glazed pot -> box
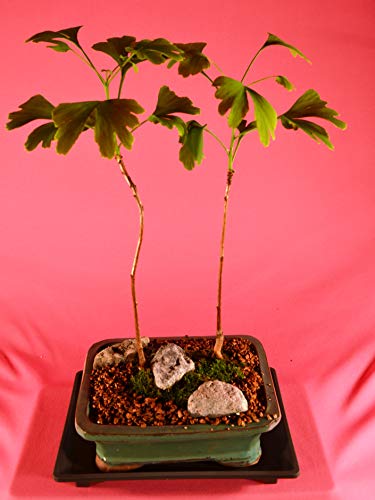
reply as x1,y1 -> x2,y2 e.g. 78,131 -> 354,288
75,335 -> 281,471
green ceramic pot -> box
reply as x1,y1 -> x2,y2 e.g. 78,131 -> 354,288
75,335 -> 281,470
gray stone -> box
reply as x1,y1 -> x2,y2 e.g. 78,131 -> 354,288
93,337 -> 150,369
152,343 -> 195,390
187,380 -> 248,417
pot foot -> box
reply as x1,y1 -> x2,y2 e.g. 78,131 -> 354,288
95,455 -> 143,472
217,453 -> 261,468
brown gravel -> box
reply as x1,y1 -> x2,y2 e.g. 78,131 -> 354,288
89,337 -> 267,427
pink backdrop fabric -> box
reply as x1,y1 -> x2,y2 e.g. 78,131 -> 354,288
1,0 -> 374,498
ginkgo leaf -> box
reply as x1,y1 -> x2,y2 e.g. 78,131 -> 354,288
179,120 -> 205,170
53,101 -> 99,154
149,114 -> 186,136
25,122 -> 57,151
152,85 -> 200,118
247,89 -> 277,146
213,76 -> 249,128
280,89 -> 347,149
53,99 -> 144,157
92,36 -> 136,65
130,38 -> 183,65
6,95 -> 54,130
282,89 -> 347,128
26,26 -> 82,51
237,119 -> 257,136
275,75 -> 294,91
281,116 -> 334,149
262,33 -> 311,64
95,99 -> 144,157
175,42 -> 210,77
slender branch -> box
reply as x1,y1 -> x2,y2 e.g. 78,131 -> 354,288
213,129 -> 236,359
240,47 -> 263,83
130,119 -> 149,134
247,74 -> 279,86
115,152 -> 146,369
214,167 -> 234,359
201,71 -> 214,84
204,128 -> 228,154
75,44 -> 106,85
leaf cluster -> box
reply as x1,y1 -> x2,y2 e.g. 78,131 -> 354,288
6,27 -> 346,170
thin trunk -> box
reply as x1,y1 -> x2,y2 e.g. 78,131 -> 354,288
115,153 -> 146,369
213,169 -> 234,359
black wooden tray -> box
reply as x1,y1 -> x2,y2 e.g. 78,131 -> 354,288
53,368 -> 299,486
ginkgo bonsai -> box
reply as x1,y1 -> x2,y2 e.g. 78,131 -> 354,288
6,27 -> 207,369
6,27 -> 346,370
167,33 -> 346,359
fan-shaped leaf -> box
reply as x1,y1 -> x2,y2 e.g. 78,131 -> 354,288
262,33 -> 311,63
175,42 -> 210,77
282,89 -> 347,128
25,122 -> 57,151
281,116 -> 334,149
6,95 -> 54,130
237,119 -> 257,137
213,76 -> 249,128
179,120 -> 205,170
247,89 -> 277,146
26,26 -> 82,51
280,89 -> 346,149
53,101 -> 99,154
95,99 -> 144,157
130,38 -> 183,65
92,36 -> 136,65
152,86 -> 200,117
275,75 -> 294,91
53,99 -> 144,157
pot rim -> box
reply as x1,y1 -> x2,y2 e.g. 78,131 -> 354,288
75,334 -> 281,437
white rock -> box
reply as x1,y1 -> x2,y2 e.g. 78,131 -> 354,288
152,343 -> 195,390
187,380 -> 248,417
93,337 -> 150,369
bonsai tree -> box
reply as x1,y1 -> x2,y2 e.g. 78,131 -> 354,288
6,26 -> 207,368
7,28 -> 346,366
165,34 -> 346,358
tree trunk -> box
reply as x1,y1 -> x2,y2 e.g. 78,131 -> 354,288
116,154 -> 146,369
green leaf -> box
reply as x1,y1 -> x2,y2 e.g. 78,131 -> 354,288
150,86 -> 200,135
247,89 -> 277,146
282,89 -> 347,128
25,122 -> 57,151
149,114 -> 186,135
53,99 -> 144,157
213,76 -> 249,128
237,119 -> 257,137
281,116 -> 334,149
6,95 -> 54,130
53,101 -> 99,154
130,38 -> 183,65
92,36 -> 136,65
262,33 -> 311,64
26,26 -> 82,51
175,42 -> 210,77
280,89 -> 346,149
275,75 -> 294,91
179,120 -> 205,170
152,85 -> 200,117
95,99 -> 144,157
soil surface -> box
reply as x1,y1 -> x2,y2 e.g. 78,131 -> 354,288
89,337 -> 267,427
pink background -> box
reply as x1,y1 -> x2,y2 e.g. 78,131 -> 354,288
1,0 -> 374,498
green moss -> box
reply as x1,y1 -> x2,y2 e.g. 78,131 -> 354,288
197,358 -> 244,383
130,369 -> 160,398
130,358 -> 245,408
